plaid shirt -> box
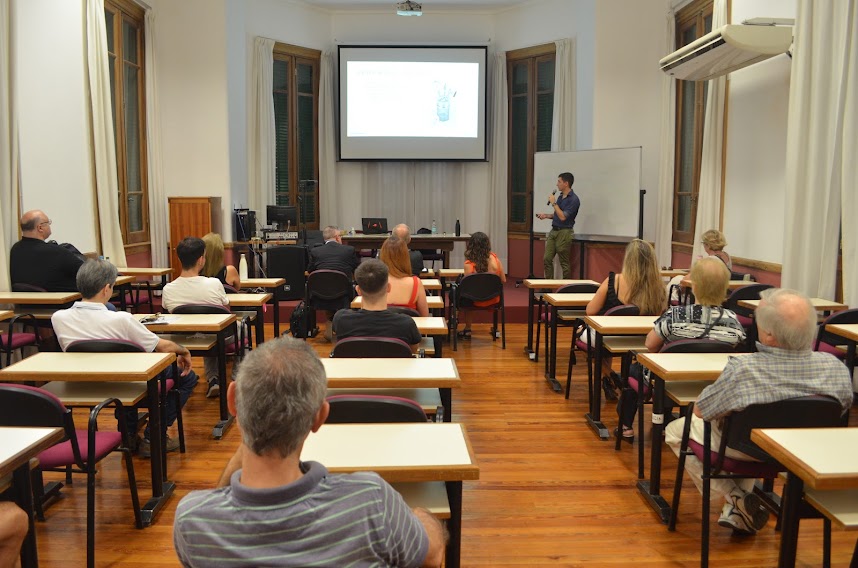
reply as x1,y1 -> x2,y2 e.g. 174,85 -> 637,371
695,342 -> 853,421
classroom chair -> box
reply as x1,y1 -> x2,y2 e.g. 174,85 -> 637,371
0,313 -> 40,368
325,394 -> 430,423
814,308 -> 858,362
451,273 -> 505,351
416,227 -> 444,268
534,282 -> 599,363
331,337 -> 416,358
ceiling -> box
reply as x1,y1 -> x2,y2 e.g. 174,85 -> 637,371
297,0 -> 530,11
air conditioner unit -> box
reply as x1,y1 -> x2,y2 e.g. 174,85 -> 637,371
659,24 -> 792,81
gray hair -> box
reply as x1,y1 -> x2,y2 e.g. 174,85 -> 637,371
322,226 -> 339,240
76,259 -> 118,299
755,288 -> 817,351
393,223 -> 412,243
234,336 -> 327,458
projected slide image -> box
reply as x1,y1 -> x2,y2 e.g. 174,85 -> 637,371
347,61 -> 479,138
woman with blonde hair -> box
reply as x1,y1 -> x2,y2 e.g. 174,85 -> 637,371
379,237 -> 429,317
701,229 -> 732,270
202,232 -> 240,290
585,239 -> 666,401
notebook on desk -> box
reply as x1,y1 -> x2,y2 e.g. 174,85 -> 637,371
361,217 -> 389,235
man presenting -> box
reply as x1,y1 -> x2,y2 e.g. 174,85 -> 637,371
9,209 -> 84,291
537,172 -> 580,279
174,337 -> 446,567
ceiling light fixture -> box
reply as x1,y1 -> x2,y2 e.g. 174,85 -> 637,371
396,0 -> 422,16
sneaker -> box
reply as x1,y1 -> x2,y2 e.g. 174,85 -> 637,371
206,380 -> 220,399
717,505 -> 756,535
137,435 -> 180,458
731,490 -> 770,531
324,325 -> 333,343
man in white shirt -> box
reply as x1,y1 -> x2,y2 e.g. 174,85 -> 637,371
52,259 -> 198,456
162,237 -> 230,398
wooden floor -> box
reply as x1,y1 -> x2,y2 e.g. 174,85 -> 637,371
29,323 -> 858,566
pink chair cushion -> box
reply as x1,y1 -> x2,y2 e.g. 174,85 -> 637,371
38,430 -> 122,470
817,342 -> 845,360
628,377 -> 651,399
575,339 -> 589,352
0,332 -> 38,349
225,337 -> 251,356
737,314 -> 754,328
688,440 -> 781,478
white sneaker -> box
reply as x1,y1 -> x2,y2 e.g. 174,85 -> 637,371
718,491 -> 769,534
206,380 -> 220,399
717,503 -> 756,535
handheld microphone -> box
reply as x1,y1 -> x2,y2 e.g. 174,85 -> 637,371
546,189 -> 557,206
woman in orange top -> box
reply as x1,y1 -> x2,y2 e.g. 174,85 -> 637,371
379,237 -> 429,317
458,231 -> 506,339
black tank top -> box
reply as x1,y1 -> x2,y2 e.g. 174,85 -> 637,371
600,272 -> 623,315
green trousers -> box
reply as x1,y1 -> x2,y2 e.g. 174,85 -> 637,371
543,228 -> 574,278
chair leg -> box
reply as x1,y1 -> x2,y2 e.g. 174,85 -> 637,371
534,298 -> 543,362
491,311 -> 497,342
500,305 -> 506,349
172,390 -> 186,453
87,466 -> 96,568
701,420 -> 712,568
669,404 -> 694,531
29,462 -> 46,522
120,447 -> 143,529
823,517 -> 831,568
452,307 -> 458,352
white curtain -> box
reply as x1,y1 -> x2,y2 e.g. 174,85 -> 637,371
0,0 -> 17,292
782,0 -> 858,305
654,9 -> 676,267
248,37 -> 275,215
551,38 -> 576,152
487,52 -> 508,269
690,0 -> 727,264
85,0 -> 126,266
318,51 -> 338,227
144,9 -> 168,268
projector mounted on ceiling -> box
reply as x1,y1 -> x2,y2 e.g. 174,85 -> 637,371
396,0 -> 422,16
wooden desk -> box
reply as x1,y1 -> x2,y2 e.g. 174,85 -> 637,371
302,423 -> 478,568
0,310 -> 12,322
421,278 -> 442,291
241,277 -> 286,336
635,352 -> 736,523
680,277 -> 752,290
827,324 -> 858,375
0,291 -> 81,305
660,268 -> 689,278
323,357 -> 460,422
342,234 -> 471,268
0,353 -> 176,526
738,298 -> 848,314
543,293 -> 595,393
116,267 -> 171,281
135,313 -> 238,438
227,292 -> 272,343
436,268 -> 464,279
581,316 -> 657,440
0,426 -> 64,568
752,428 -> 858,567
350,295 -> 444,311
522,279 -> 599,361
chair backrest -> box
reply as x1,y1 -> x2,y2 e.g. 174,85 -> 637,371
556,283 -> 599,294
331,337 -> 413,358
723,283 -> 773,314
223,284 -> 240,294
325,394 -> 428,424
266,245 -> 308,301
307,270 -> 353,302
456,273 -> 503,304
171,303 -> 232,315
387,306 -> 421,318
604,304 -> 640,316
659,338 -> 737,354
816,308 -> 858,350
66,339 -> 146,353
0,383 -> 69,430
720,395 -> 844,463
730,271 -> 756,282
12,283 -> 48,293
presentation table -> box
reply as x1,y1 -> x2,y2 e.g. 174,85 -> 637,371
751,427 -> 858,567
634,352 -> 737,523
241,277 -> 286,336
341,234 -> 471,268
827,324 -> 858,375
581,315 -> 657,440
226,292 -> 273,343
0,426 -> 64,568
543,293 -> 595,393
322,357 -> 460,422
0,352 -> 176,526
135,313 -> 238,438
301,422 -> 479,568
522,279 -> 599,361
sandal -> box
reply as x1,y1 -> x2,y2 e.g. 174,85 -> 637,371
457,329 -> 472,340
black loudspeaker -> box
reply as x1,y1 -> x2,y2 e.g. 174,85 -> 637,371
234,209 -> 256,242
266,245 -> 308,301
298,230 -> 324,248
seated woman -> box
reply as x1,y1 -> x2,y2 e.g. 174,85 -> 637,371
586,239 -> 666,401
202,232 -> 240,291
615,256 -> 746,442
701,229 -> 732,270
457,231 -> 506,339
379,237 -> 429,317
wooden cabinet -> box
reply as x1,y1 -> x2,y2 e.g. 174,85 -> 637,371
168,197 -> 222,280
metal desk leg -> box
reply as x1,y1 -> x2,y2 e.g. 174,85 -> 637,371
445,480 -> 463,568
585,331 -> 609,439
255,306 -> 265,344
636,374 -> 671,523
545,304 -> 562,393
525,288 -> 536,360
272,290 -> 281,337
140,376 -> 174,526
213,325 -> 235,439
13,463 -> 39,568
439,387 -> 452,423
778,472 -> 803,567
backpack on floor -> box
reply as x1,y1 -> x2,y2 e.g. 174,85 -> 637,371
289,301 -> 316,338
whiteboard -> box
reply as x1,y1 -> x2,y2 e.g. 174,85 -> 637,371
532,147 -> 642,238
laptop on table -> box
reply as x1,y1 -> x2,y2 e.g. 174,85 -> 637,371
362,217 -> 389,235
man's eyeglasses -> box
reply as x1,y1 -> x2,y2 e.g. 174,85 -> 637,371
39,220 -> 52,227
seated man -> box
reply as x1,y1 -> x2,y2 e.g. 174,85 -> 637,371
51,259 -> 198,456
393,223 -> 425,276
0,502 -> 27,568
162,237 -> 229,399
665,288 -> 853,535
9,209 -> 84,292
333,259 -> 422,350
173,337 -> 446,567
307,226 -> 360,341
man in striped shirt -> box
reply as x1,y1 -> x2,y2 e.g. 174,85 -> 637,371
173,336 -> 445,567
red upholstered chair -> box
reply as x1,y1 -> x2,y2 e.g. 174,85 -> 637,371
0,313 -> 40,368
451,273 -> 505,351
814,308 -> 858,362
723,283 -> 773,332
0,383 -> 142,568
331,337 -> 415,358
668,395 -> 844,567
325,394 -> 430,423
170,303 -> 250,358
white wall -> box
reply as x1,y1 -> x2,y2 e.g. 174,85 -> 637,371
722,0 -> 795,264
15,0 -> 98,252
150,0 -> 233,237
593,0 -> 668,242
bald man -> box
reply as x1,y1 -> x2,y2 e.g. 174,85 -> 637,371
9,210 -> 84,292
392,224 -> 424,276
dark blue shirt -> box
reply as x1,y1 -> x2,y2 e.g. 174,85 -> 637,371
552,191 -> 580,230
